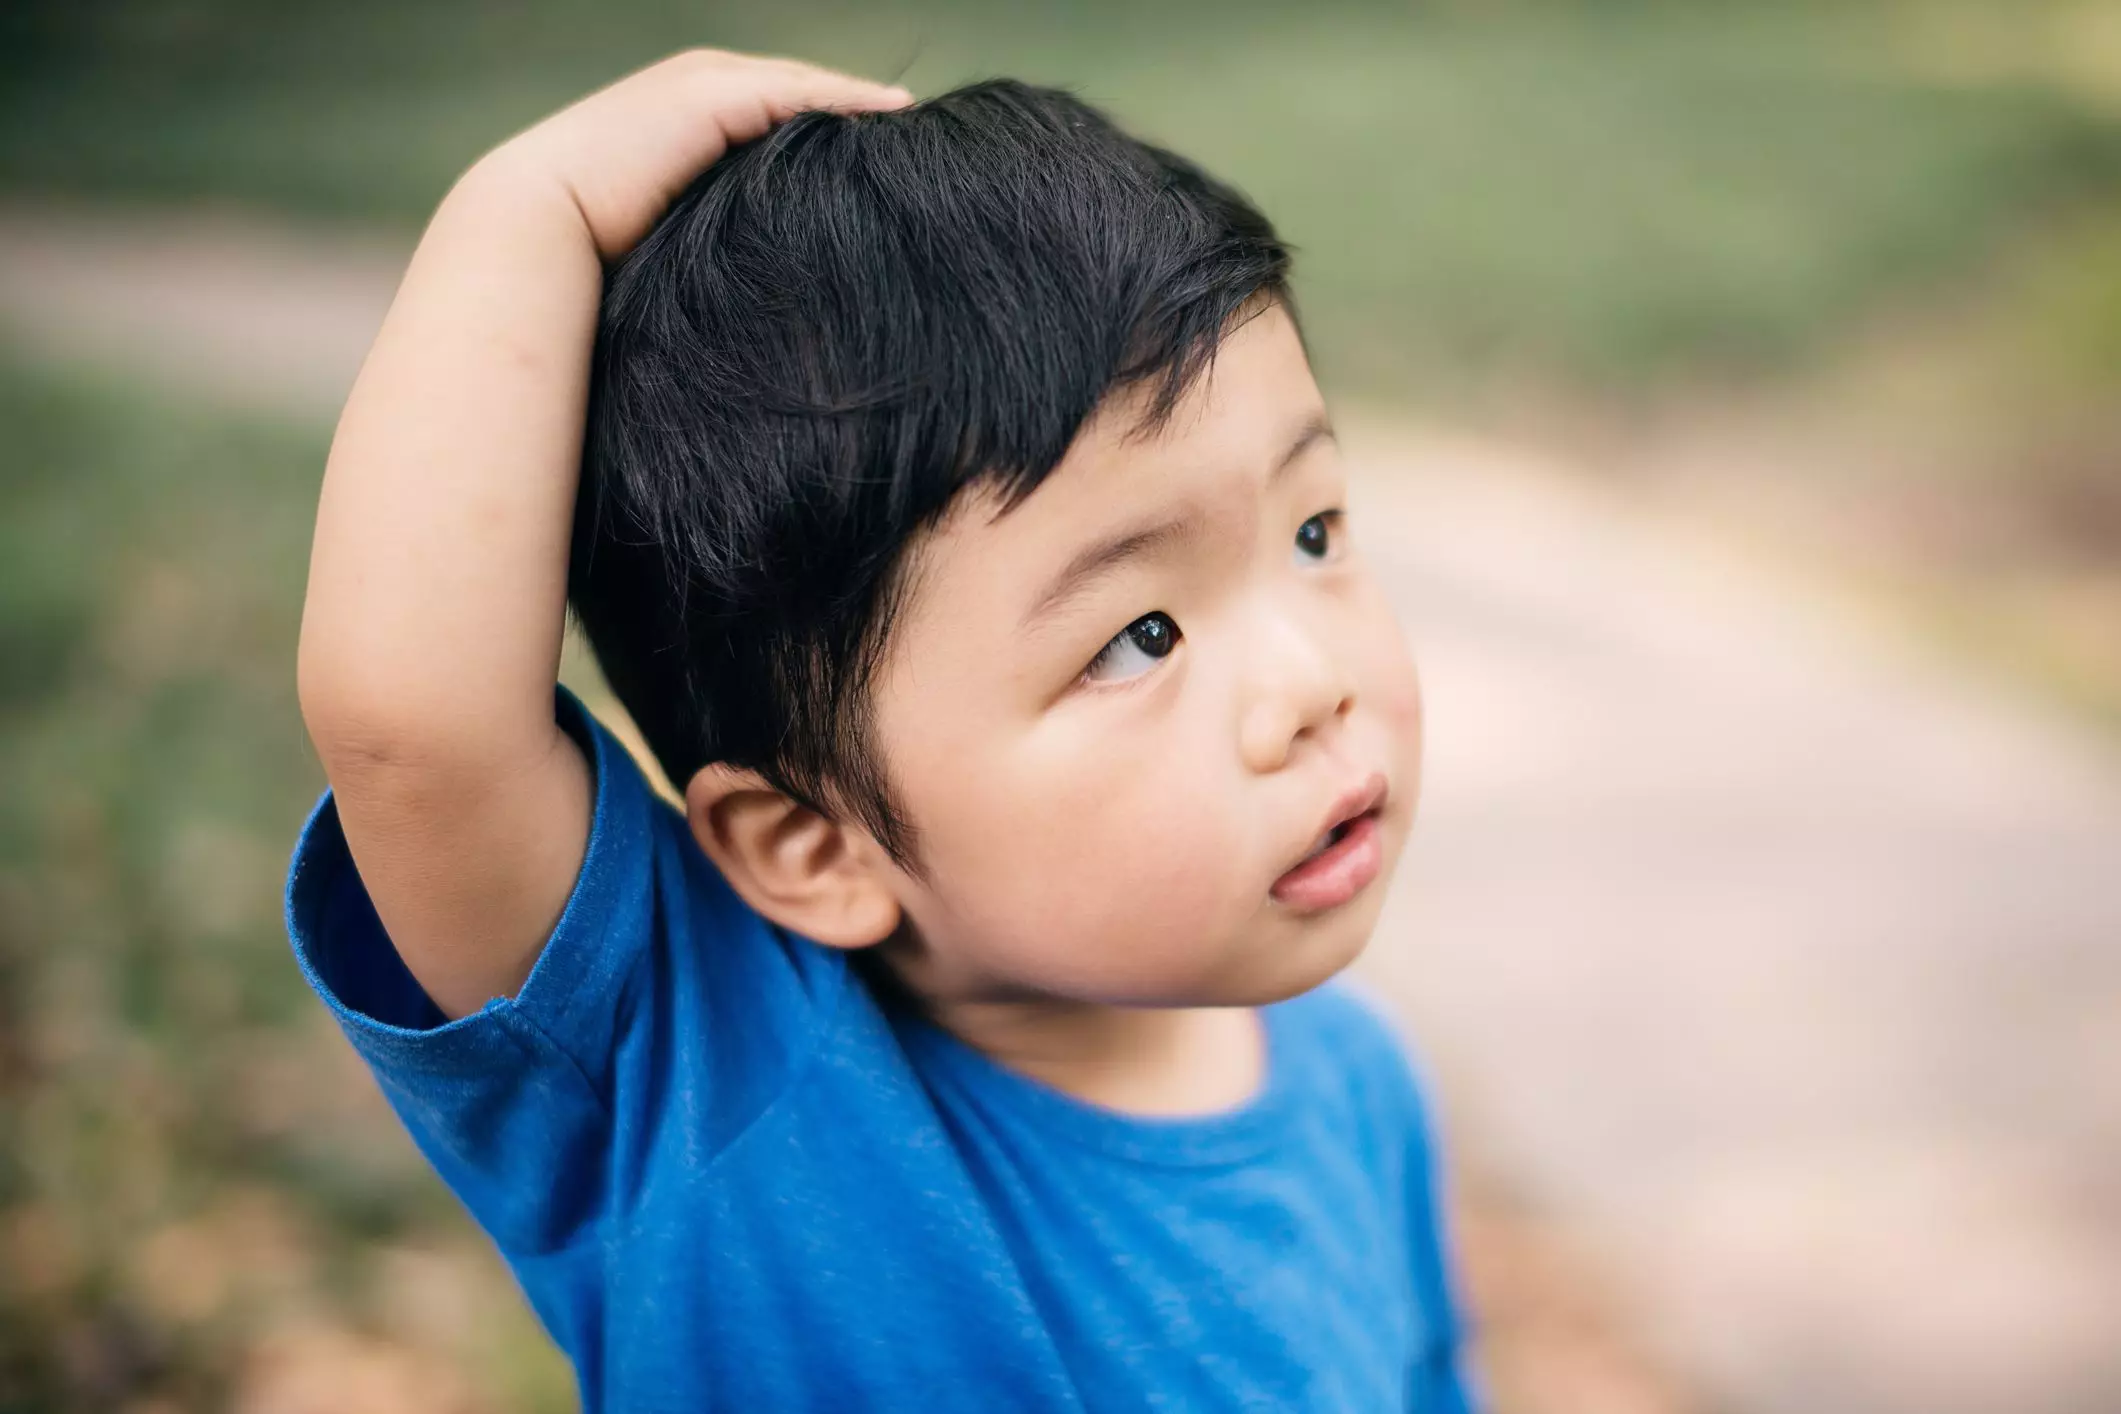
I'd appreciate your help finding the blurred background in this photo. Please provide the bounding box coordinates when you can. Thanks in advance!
[2,2,2118,1411]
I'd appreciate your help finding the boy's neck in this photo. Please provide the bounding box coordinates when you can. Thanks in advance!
[924,995,1268,1118]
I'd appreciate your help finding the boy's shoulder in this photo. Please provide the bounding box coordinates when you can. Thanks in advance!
[1273,976,1442,1144]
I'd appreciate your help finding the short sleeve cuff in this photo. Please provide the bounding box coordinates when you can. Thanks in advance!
[283,684,660,1079]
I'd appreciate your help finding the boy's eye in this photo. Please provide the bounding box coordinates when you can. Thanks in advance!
[1294,512,1337,562]
[1083,612,1181,684]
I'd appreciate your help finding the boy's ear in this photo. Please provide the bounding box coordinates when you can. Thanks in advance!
[683,763,903,950]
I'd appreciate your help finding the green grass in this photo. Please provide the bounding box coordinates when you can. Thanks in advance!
[0,357,571,1412]
[4,1,2119,393]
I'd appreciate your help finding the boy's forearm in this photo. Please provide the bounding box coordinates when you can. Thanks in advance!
[298,146,601,772]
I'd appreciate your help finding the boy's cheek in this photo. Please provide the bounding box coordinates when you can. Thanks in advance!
[917,765,1248,982]
[1387,653,1424,745]
[1343,576,1420,721]
[1348,603,1422,739]
[927,850,1246,1001]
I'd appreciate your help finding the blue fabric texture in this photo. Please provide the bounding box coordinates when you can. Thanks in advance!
[284,689,1478,1412]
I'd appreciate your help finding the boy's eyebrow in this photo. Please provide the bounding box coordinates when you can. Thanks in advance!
[1022,410,1337,630]
[1023,512,1205,630]
[1269,410,1337,483]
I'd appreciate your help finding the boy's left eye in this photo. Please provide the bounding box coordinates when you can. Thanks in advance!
[1294,512,1338,562]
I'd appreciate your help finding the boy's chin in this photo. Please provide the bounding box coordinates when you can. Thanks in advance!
[1191,920,1377,1009]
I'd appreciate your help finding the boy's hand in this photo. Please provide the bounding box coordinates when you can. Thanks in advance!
[496,50,912,260]
[301,53,905,1019]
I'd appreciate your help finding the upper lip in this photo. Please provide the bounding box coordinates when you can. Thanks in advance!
[1284,771,1389,873]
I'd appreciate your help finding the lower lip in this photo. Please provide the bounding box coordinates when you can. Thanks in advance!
[1271,813,1384,911]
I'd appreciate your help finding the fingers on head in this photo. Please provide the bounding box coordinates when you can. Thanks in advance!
[727,52,914,115]
[786,73,916,116]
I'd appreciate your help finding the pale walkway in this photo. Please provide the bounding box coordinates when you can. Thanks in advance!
[5,206,2118,1414]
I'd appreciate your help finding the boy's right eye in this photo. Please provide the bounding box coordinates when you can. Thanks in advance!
[1083,612,1181,684]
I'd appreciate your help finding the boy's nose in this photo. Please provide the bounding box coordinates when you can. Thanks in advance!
[1237,610,1355,774]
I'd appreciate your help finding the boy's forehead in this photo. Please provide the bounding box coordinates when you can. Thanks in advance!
[938,305,1325,573]
[871,303,1329,720]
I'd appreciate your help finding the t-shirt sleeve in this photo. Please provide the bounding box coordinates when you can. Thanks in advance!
[283,686,845,1255]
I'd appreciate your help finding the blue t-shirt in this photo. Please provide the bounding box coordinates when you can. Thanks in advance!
[285,690,1477,1412]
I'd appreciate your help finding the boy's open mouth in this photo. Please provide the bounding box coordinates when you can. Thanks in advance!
[1300,818,1355,863]
[1271,775,1389,911]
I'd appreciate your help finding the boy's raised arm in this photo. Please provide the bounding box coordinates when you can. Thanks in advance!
[297,53,910,1019]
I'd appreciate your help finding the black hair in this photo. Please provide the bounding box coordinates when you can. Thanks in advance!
[571,79,1291,866]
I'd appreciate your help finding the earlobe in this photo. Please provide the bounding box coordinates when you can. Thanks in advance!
[683,764,903,949]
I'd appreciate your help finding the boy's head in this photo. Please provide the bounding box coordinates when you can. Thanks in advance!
[574,80,1422,1011]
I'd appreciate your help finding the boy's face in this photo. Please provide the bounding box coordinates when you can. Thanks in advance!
[867,303,1423,1009]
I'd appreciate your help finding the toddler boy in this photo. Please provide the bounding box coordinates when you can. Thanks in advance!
[289,50,1474,1411]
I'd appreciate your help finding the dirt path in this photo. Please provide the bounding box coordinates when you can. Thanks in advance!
[6,204,2119,1414]
[1351,435,2121,1413]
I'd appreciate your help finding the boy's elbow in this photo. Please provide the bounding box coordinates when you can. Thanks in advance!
[301,681,436,797]
[297,637,560,814]
[298,642,474,790]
